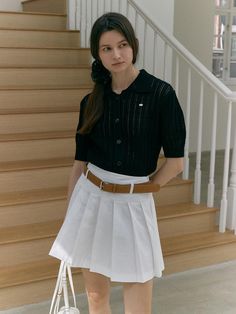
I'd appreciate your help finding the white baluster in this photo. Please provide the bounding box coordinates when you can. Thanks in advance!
[219,101,232,232]
[133,9,137,32]
[153,32,158,77]
[98,0,105,16]
[86,0,92,47]
[75,0,81,30]
[207,92,218,207]
[67,0,76,29]
[163,42,168,81]
[175,55,179,96]
[120,0,127,15]
[126,0,130,17]
[183,67,191,180]
[194,80,204,204]
[96,0,99,17]
[80,0,86,47]
[227,125,236,232]
[143,21,147,69]
[91,0,98,25]
[118,0,121,13]
[111,0,119,11]
[104,0,111,12]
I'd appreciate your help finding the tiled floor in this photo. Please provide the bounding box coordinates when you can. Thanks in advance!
[2,261,236,314]
[2,151,236,314]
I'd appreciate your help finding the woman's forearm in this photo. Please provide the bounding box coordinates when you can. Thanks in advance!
[67,160,86,205]
[150,158,184,187]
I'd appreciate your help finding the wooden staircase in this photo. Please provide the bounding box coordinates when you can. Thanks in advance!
[0,0,236,310]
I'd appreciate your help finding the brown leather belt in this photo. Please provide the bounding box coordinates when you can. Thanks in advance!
[84,167,160,193]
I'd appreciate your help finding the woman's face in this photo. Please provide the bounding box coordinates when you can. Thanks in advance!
[98,30,134,74]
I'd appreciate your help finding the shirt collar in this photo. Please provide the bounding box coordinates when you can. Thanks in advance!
[105,69,153,95]
[129,69,154,93]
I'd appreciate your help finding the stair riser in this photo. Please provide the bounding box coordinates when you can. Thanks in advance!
[164,242,236,275]
[0,167,71,192]
[0,13,66,30]
[0,48,91,67]
[22,0,67,14]
[158,212,217,238]
[154,183,192,206]
[0,112,79,134]
[0,200,66,227]
[0,29,80,48]
[0,68,92,88]
[0,238,56,267]
[0,273,83,310]
[0,138,75,162]
[0,89,91,114]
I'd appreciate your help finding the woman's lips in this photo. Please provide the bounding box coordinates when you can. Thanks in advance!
[112,62,124,66]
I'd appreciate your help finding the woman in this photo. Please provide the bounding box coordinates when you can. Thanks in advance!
[50,12,186,314]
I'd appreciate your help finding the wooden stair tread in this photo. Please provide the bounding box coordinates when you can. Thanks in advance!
[0,157,74,172]
[0,130,74,141]
[157,202,218,220]
[0,220,62,245]
[0,27,79,33]
[0,65,91,69]
[0,174,189,207]
[0,105,80,114]
[162,230,236,256]
[0,85,92,91]
[0,10,67,17]
[163,176,192,186]
[0,258,80,288]
[0,46,89,51]
[0,187,67,207]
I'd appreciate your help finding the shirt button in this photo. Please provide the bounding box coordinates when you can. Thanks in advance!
[117,161,122,166]
[115,118,120,123]
[116,139,122,144]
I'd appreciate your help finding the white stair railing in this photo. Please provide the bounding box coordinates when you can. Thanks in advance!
[67,0,236,234]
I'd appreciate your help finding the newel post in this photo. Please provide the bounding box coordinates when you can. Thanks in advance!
[227,126,236,232]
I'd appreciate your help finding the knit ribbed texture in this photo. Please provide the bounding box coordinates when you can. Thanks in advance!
[75,69,186,176]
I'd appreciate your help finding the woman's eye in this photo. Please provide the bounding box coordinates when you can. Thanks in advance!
[103,47,110,52]
[120,42,128,48]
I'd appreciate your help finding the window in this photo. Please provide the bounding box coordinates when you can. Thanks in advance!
[213,0,236,80]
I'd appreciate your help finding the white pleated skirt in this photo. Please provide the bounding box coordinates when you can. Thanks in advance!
[49,163,164,283]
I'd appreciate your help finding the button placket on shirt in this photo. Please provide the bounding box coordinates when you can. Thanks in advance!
[113,94,123,167]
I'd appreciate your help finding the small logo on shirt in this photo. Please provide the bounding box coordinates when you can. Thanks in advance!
[139,103,144,107]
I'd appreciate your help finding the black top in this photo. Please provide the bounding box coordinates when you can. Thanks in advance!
[75,69,186,176]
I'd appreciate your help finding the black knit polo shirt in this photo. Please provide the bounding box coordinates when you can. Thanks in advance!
[75,69,186,176]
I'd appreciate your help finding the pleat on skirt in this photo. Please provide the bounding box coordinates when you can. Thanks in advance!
[49,163,164,283]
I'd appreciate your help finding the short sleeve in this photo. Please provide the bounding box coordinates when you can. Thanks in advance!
[74,95,90,161]
[160,88,186,158]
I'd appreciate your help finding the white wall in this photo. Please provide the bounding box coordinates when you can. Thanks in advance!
[172,0,236,152]
[0,0,22,11]
[134,0,174,33]
[173,0,214,70]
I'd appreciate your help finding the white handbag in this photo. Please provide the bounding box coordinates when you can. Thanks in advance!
[49,261,80,314]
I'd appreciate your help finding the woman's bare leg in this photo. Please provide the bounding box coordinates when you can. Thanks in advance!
[123,279,153,314]
[82,269,111,314]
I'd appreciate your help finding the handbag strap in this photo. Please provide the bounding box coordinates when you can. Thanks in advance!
[49,261,79,314]
[49,261,66,314]
[66,265,77,308]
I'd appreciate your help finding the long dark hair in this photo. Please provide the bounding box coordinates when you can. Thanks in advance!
[79,12,139,134]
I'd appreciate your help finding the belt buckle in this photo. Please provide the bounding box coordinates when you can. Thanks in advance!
[99,180,116,192]
[99,180,109,190]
